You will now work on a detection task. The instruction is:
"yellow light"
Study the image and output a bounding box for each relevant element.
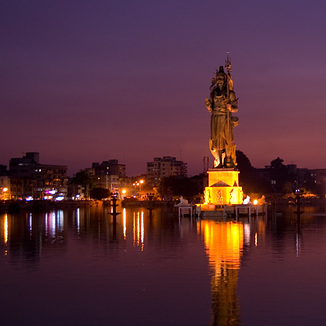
[253,199,258,205]
[140,180,144,184]
[122,189,127,194]
[3,188,8,192]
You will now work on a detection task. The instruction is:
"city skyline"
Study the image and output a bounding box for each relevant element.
[1,150,324,180]
[2,1,326,177]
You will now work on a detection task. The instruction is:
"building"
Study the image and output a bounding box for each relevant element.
[255,163,326,196]
[92,174,120,194]
[0,176,11,200]
[91,159,126,179]
[7,152,68,199]
[314,169,326,184]
[0,165,7,175]
[147,156,187,187]
[77,159,126,196]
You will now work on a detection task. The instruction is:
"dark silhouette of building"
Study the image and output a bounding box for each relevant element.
[6,152,67,199]
[91,159,126,178]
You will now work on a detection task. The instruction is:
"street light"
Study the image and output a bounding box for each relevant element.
[121,188,127,199]
[139,180,144,191]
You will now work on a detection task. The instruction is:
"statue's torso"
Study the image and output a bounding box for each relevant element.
[212,95,228,114]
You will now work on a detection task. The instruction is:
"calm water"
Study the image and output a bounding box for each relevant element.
[1,204,326,326]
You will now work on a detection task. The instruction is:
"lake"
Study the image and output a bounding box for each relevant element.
[1,203,326,325]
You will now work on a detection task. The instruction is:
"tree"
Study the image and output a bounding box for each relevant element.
[270,157,290,193]
[236,150,270,194]
[71,170,93,187]
[70,170,93,198]
[90,188,111,200]
[159,175,203,200]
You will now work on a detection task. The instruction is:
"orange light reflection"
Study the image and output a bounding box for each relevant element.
[133,211,145,250]
[4,214,8,244]
[122,208,127,239]
[201,220,243,271]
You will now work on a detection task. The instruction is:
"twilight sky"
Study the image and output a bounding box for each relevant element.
[1,0,326,176]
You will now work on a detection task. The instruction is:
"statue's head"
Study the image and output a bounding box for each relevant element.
[215,66,226,90]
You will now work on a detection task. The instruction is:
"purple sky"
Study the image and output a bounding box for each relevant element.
[2,1,326,177]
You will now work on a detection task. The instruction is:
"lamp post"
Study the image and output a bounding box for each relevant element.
[139,179,144,191]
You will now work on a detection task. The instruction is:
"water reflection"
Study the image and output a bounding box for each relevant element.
[133,211,145,250]
[1,204,326,325]
[44,210,64,239]
[0,207,192,258]
[201,220,243,326]
[3,214,8,244]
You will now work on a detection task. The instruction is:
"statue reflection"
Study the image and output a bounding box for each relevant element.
[201,220,243,326]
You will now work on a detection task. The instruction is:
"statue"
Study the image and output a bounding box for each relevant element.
[205,57,239,168]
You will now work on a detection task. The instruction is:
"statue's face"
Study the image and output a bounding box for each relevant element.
[216,75,225,89]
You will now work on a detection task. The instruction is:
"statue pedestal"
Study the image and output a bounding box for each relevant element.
[204,169,243,206]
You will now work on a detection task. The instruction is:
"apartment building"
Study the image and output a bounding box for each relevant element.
[147,156,187,187]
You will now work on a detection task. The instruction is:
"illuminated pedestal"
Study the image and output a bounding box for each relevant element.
[203,169,243,207]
